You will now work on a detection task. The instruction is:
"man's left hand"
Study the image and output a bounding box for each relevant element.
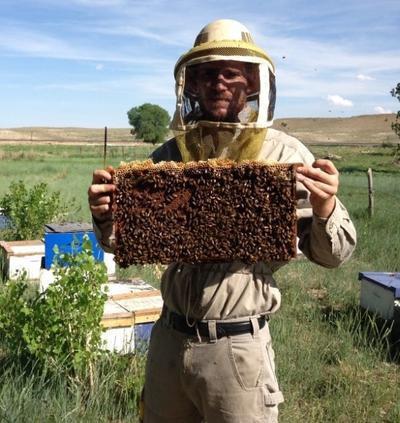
[296,159,338,218]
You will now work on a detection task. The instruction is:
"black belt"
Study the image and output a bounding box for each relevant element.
[165,309,266,339]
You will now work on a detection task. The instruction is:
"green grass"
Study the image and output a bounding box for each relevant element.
[271,149,400,421]
[1,143,400,421]
[0,144,155,222]
[0,353,145,422]
[273,260,400,422]
[309,144,400,174]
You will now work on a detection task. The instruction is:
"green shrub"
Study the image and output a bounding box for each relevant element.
[0,180,69,240]
[0,270,31,355]
[0,237,108,379]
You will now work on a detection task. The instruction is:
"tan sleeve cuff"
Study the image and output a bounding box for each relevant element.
[312,198,357,263]
[313,198,347,235]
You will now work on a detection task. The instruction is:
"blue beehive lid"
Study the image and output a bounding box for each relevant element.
[359,272,400,297]
[43,222,103,269]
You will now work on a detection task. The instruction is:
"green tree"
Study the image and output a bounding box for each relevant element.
[391,83,400,139]
[127,103,170,144]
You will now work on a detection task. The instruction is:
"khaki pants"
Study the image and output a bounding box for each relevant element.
[143,317,283,423]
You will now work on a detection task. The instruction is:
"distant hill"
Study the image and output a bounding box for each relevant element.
[0,127,133,144]
[272,114,398,145]
[0,114,398,145]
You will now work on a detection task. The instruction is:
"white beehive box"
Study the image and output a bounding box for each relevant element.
[104,252,116,279]
[101,279,163,354]
[359,272,400,320]
[38,252,116,292]
[0,240,44,280]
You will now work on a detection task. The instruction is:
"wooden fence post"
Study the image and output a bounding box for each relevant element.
[103,126,108,168]
[367,167,374,217]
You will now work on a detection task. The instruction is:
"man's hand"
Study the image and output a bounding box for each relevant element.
[296,159,338,218]
[88,167,115,223]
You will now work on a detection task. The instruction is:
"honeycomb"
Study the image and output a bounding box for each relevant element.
[113,159,298,266]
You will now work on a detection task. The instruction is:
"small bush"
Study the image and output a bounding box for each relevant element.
[0,180,70,240]
[0,237,108,379]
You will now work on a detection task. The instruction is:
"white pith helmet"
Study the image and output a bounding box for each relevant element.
[174,19,275,78]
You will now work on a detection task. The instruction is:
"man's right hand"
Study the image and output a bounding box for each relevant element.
[88,167,116,223]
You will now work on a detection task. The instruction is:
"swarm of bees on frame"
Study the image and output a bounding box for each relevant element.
[113,159,299,267]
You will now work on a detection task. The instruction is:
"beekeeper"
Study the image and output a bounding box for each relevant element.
[88,19,356,423]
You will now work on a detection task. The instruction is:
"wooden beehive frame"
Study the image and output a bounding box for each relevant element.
[113,159,299,266]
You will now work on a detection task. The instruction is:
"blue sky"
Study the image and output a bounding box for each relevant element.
[1,0,399,127]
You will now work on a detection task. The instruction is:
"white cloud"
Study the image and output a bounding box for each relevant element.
[357,74,375,81]
[276,68,390,100]
[327,95,353,107]
[34,74,173,98]
[0,26,172,66]
[95,63,104,70]
[374,106,392,114]
[91,25,187,47]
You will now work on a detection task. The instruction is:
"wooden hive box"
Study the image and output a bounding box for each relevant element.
[101,280,163,354]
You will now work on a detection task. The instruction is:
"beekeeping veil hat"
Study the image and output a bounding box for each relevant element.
[171,19,276,162]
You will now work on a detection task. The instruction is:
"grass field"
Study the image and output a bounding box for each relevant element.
[0,141,400,421]
[0,144,155,223]
[0,142,398,223]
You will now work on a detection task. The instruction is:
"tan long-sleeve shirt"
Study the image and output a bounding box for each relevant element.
[94,129,356,321]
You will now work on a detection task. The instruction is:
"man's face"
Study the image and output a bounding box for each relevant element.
[189,60,256,122]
